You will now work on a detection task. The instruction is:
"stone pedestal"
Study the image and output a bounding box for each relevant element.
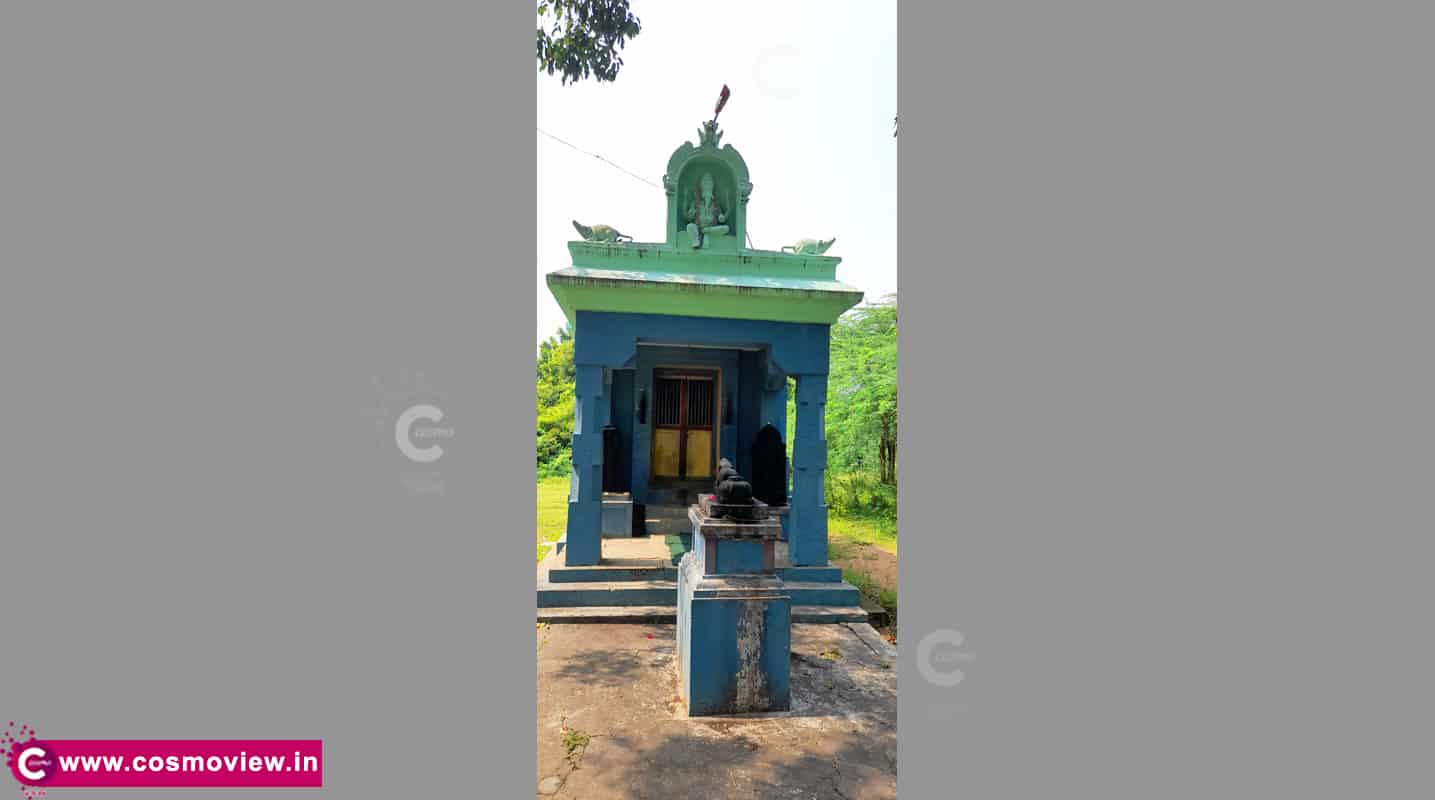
[601,493,633,538]
[676,497,791,716]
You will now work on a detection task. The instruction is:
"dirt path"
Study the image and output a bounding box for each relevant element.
[829,541,898,643]
[831,542,897,595]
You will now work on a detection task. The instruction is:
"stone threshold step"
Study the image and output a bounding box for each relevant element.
[538,579,855,592]
[548,567,680,583]
[536,580,675,608]
[536,580,862,608]
[539,578,676,591]
[536,605,868,624]
[545,563,842,584]
[546,559,677,583]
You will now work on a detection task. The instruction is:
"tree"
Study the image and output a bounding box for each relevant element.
[825,297,898,485]
[536,325,577,477]
[537,1,642,85]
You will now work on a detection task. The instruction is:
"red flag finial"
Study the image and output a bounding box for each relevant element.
[714,85,731,120]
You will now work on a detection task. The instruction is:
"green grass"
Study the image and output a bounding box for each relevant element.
[827,509,898,617]
[828,514,897,555]
[536,476,569,562]
[842,568,898,611]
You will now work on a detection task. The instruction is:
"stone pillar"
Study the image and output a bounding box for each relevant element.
[788,373,828,566]
[759,371,791,544]
[677,500,791,716]
[630,362,653,505]
[719,373,739,468]
[759,374,788,438]
[564,365,607,566]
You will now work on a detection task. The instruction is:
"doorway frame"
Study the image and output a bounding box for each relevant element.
[649,365,722,484]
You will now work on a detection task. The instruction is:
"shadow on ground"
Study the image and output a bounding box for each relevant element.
[538,623,897,799]
[593,729,896,799]
[551,648,655,687]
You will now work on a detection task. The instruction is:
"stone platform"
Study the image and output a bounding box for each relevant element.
[536,535,865,623]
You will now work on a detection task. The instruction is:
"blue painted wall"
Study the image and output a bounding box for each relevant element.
[609,369,634,490]
[567,311,829,567]
[573,311,829,376]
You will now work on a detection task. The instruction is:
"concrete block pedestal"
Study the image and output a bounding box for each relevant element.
[601,493,634,538]
[676,498,791,716]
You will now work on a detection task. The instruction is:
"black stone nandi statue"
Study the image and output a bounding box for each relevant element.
[712,458,761,521]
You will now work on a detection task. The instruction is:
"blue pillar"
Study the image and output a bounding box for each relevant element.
[788,373,828,566]
[719,370,739,468]
[565,365,606,565]
[678,503,791,715]
[759,372,788,440]
[759,370,791,543]
[630,361,652,504]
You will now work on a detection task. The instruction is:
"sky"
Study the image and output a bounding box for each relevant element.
[536,0,897,347]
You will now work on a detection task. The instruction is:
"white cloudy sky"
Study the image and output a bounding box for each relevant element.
[536,0,897,347]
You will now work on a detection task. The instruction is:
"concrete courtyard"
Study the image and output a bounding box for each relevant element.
[537,622,898,798]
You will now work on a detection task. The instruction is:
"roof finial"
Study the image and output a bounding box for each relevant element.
[699,85,730,149]
[712,84,730,124]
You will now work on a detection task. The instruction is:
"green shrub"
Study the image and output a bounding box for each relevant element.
[536,326,575,477]
[826,471,896,521]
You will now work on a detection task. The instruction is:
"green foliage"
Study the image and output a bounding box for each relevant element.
[536,325,576,478]
[785,376,797,462]
[826,472,897,521]
[826,297,898,485]
[562,728,590,756]
[828,513,897,554]
[537,1,642,85]
[786,297,899,525]
[560,726,591,768]
[842,569,898,612]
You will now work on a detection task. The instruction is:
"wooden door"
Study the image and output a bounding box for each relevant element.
[651,372,716,480]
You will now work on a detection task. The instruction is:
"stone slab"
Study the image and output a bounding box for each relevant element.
[687,504,783,540]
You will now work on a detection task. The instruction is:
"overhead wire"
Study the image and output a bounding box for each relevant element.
[538,126,761,249]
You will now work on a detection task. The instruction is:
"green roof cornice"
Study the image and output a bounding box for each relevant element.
[568,240,843,280]
[547,266,863,327]
[548,119,864,327]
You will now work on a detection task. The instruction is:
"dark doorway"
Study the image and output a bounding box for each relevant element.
[651,370,716,480]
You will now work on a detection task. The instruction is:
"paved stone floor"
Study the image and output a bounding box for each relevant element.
[598,534,674,561]
[537,622,898,799]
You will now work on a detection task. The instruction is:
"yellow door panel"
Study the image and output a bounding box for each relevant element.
[685,429,713,478]
[653,428,681,478]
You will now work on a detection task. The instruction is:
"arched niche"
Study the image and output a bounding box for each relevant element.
[663,123,752,250]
